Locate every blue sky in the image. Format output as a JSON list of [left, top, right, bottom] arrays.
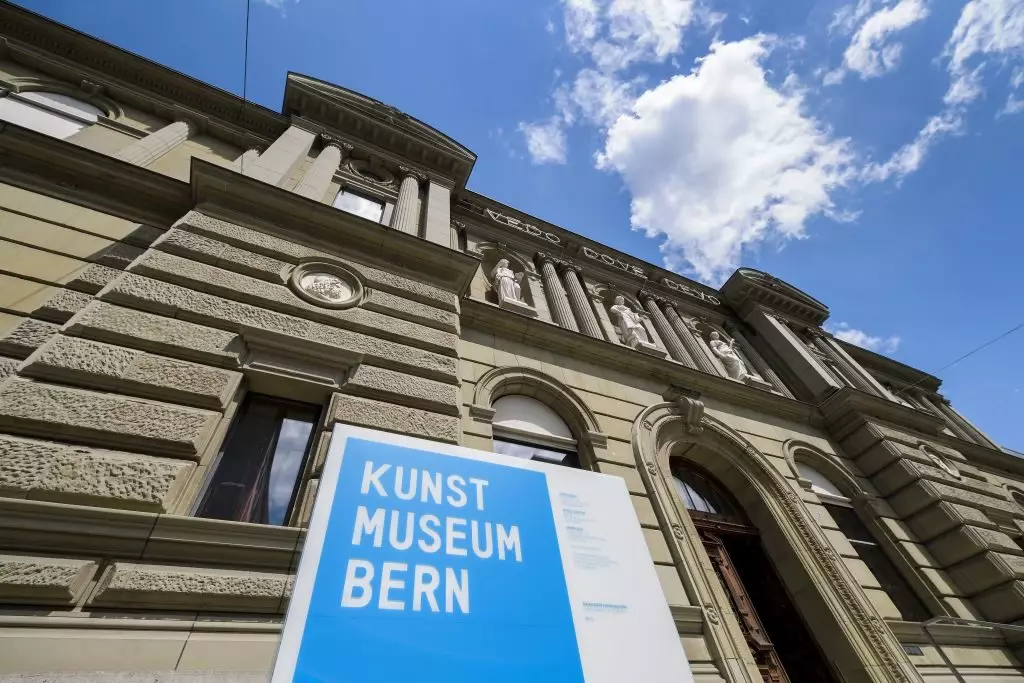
[[13, 0, 1023, 450]]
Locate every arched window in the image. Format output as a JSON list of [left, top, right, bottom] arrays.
[[0, 91, 102, 140], [798, 461, 930, 622], [491, 395, 580, 468], [671, 462, 746, 524]]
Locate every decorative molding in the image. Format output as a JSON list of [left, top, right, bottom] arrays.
[[288, 260, 364, 310]]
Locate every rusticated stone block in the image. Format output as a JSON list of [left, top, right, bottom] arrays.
[[102, 274, 458, 382], [33, 288, 92, 323], [948, 551, 1024, 595], [130, 250, 457, 354], [329, 394, 459, 443], [66, 301, 244, 368], [0, 378, 219, 459], [906, 501, 993, 541], [0, 554, 97, 604], [0, 357, 17, 380], [156, 228, 289, 281], [65, 263, 121, 294], [0, 318, 59, 359], [0, 434, 192, 511], [972, 580, 1024, 623], [365, 289, 459, 333], [22, 336, 241, 410], [94, 242, 145, 269], [345, 365, 460, 415], [927, 524, 1018, 566], [90, 562, 293, 612], [175, 211, 459, 311]]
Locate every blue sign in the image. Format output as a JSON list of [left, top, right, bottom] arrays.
[[273, 426, 693, 683]]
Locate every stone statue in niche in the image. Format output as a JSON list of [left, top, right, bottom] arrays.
[[490, 259, 524, 305], [708, 330, 757, 382], [610, 295, 652, 349], [488, 258, 535, 316]]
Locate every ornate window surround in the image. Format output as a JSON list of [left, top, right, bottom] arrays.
[[633, 400, 923, 683], [2, 76, 125, 122], [469, 366, 609, 469]]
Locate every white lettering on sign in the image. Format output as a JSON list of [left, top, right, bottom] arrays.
[[485, 208, 561, 244], [341, 460, 524, 615], [661, 278, 721, 306], [581, 246, 645, 277]]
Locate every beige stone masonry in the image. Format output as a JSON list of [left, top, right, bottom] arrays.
[[66, 301, 245, 369], [328, 394, 460, 444], [90, 561, 292, 612], [0, 358, 17, 381], [926, 524, 1018, 566], [0, 379, 219, 459], [887, 477, 1018, 519], [129, 250, 457, 355], [972, 580, 1024, 622], [948, 551, 1024, 595], [873, 458, 997, 498], [345, 365, 460, 416], [0, 318, 59, 359], [101, 273, 457, 383], [156, 228, 459, 333], [22, 335, 241, 410], [0, 433, 192, 512], [0, 554, 96, 604], [174, 211, 459, 311], [33, 288, 93, 324], [64, 263, 122, 295], [906, 501, 994, 541]]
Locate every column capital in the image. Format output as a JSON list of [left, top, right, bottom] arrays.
[[556, 260, 583, 276], [319, 133, 353, 153], [398, 165, 429, 183]]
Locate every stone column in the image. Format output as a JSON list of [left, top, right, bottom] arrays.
[[243, 122, 317, 186], [560, 265, 602, 339], [745, 309, 841, 400], [935, 399, 998, 449], [726, 324, 794, 398], [663, 306, 712, 373], [293, 137, 347, 202], [808, 333, 877, 393], [232, 146, 262, 173], [390, 167, 424, 236], [114, 119, 195, 167], [642, 295, 693, 364], [823, 335, 897, 399], [536, 254, 578, 332]]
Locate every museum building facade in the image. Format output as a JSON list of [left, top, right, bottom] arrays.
[[1, 4, 1024, 681]]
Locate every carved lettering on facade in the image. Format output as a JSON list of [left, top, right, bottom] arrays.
[[484, 209, 560, 244], [661, 277, 721, 306], [581, 246, 645, 277]]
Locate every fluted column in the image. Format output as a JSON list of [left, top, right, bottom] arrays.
[[726, 324, 794, 398], [663, 306, 712, 373], [536, 254, 578, 332], [233, 146, 262, 173], [642, 295, 692, 364], [560, 265, 602, 339], [916, 394, 970, 438], [808, 333, 877, 394], [390, 167, 424, 235], [935, 399, 998, 449], [294, 137, 347, 201], [115, 118, 195, 167]]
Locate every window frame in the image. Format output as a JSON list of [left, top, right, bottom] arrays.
[[332, 185, 391, 225], [0, 90, 104, 140], [193, 393, 321, 527], [490, 394, 581, 470]]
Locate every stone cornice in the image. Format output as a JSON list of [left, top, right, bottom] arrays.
[[720, 268, 829, 326], [0, 5, 286, 145], [462, 296, 822, 427], [819, 386, 947, 439], [839, 339, 942, 393], [189, 159, 479, 296], [0, 121, 190, 226]]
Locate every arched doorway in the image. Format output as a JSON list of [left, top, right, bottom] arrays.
[[673, 460, 838, 683]]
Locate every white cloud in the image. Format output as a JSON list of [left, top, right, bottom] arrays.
[[255, 0, 299, 16], [825, 0, 929, 84], [861, 110, 964, 181], [562, 69, 637, 128], [596, 38, 856, 284], [829, 0, 877, 35], [564, 0, 695, 72], [827, 322, 901, 353], [518, 117, 569, 164], [546, 19, 557, 34]]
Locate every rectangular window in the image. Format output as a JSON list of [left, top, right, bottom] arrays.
[[334, 189, 385, 223], [493, 437, 580, 469], [825, 504, 931, 621], [196, 395, 319, 526]]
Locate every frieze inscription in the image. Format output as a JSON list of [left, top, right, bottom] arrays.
[[485, 209, 560, 244], [661, 277, 721, 306]]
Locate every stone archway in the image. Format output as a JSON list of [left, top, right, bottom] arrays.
[[633, 399, 923, 683]]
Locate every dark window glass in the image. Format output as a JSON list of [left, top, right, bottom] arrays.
[[825, 504, 930, 621], [197, 395, 319, 526], [671, 462, 746, 524], [493, 437, 580, 469]]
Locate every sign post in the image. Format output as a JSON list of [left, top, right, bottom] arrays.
[[272, 425, 693, 682]]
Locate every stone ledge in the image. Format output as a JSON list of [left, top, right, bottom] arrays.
[[101, 273, 457, 383], [329, 394, 460, 444], [130, 250, 457, 355], [0, 319, 59, 360], [32, 288, 92, 324], [90, 562, 293, 613], [65, 263, 122, 295], [66, 302, 245, 369], [175, 211, 459, 312], [21, 335, 242, 411], [0, 554, 97, 605], [344, 365, 461, 416], [0, 378, 220, 459], [363, 288, 459, 334], [0, 434, 192, 512]]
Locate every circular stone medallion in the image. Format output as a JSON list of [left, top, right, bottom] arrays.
[[289, 261, 363, 309]]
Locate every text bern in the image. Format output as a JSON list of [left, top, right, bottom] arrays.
[[341, 461, 523, 614]]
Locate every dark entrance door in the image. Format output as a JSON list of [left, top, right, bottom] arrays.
[[672, 461, 839, 683]]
